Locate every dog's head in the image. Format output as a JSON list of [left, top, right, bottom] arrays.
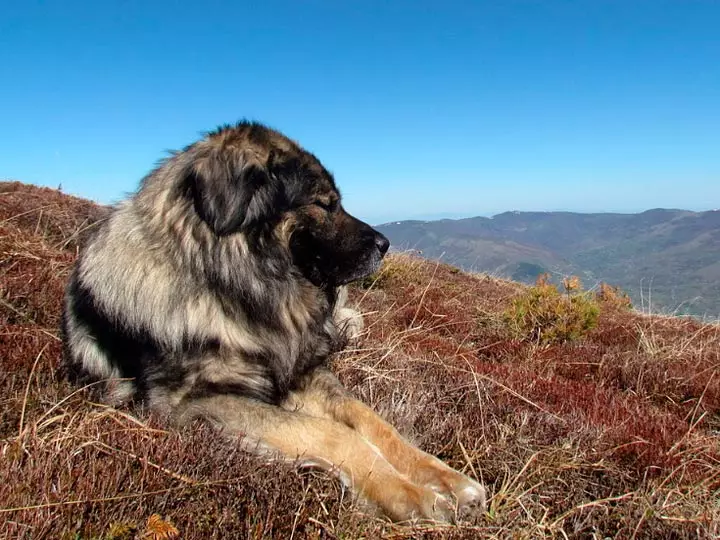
[[181, 121, 389, 286]]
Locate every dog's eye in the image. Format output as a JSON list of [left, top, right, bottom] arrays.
[[314, 200, 337, 212]]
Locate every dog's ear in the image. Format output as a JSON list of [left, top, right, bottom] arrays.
[[186, 153, 278, 236]]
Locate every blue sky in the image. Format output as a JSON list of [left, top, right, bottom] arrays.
[[2, 1, 718, 224]]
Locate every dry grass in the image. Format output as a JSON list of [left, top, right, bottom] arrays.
[[1, 181, 719, 539]]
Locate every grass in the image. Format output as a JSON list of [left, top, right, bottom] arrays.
[[1, 180, 719, 539]]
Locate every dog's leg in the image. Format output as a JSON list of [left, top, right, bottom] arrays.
[[173, 393, 455, 522], [287, 369, 486, 516]]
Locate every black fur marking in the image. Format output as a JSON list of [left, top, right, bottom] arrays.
[[188, 162, 279, 237], [289, 210, 390, 287], [60, 305, 89, 386], [67, 277, 154, 398], [187, 380, 280, 406], [66, 276, 219, 400]]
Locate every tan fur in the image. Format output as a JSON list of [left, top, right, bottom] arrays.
[[281, 369, 486, 521]]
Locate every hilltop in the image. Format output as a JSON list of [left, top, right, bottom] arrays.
[[377, 209, 720, 318], [1, 181, 718, 539]]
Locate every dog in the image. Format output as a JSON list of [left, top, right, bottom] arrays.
[[62, 121, 486, 522]]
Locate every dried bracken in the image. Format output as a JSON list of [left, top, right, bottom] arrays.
[[1, 181, 718, 539], [562, 275, 581, 293], [597, 281, 634, 309], [143, 514, 180, 539]]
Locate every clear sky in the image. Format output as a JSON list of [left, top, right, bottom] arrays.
[[2, 1, 718, 224]]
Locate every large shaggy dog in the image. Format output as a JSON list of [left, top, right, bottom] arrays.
[[62, 122, 486, 522]]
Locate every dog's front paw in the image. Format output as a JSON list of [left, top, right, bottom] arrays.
[[448, 476, 486, 518], [379, 480, 457, 524], [412, 458, 487, 518]]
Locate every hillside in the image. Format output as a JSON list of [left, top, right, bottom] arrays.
[[1, 181, 719, 539], [378, 209, 720, 318]]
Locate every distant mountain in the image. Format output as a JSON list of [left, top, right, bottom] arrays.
[[377, 209, 720, 318]]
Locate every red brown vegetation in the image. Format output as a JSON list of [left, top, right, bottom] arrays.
[[1, 181, 718, 539]]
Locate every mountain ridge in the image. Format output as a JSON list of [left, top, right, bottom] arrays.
[[378, 208, 720, 318]]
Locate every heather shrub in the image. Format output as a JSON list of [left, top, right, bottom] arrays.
[[504, 273, 600, 344]]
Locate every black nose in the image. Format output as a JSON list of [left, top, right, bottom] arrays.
[[375, 233, 390, 255]]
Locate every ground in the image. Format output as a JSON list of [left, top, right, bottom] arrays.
[[1, 181, 718, 539]]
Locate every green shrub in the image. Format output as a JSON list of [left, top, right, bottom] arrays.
[[504, 274, 600, 344]]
